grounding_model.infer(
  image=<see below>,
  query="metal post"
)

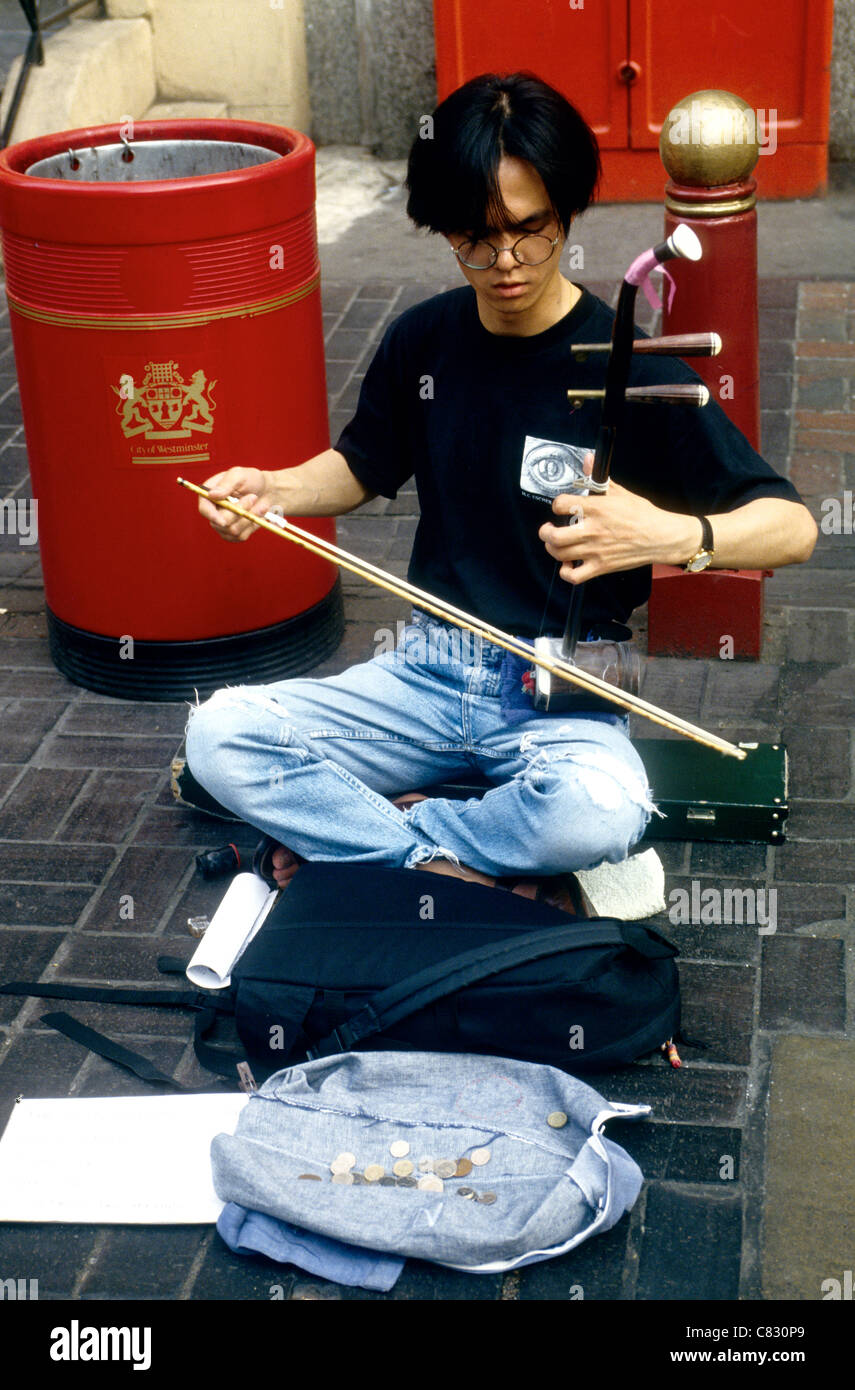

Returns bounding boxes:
[647,89,768,660]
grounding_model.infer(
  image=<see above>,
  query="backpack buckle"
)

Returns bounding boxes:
[306,1022,355,1061]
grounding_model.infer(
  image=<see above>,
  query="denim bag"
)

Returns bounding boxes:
[210,1051,649,1272]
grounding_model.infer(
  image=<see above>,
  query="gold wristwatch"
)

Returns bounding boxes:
[684,516,715,572]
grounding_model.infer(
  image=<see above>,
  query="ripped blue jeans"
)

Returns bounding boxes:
[185,612,655,879]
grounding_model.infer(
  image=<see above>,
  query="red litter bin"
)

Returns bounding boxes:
[0,119,343,699]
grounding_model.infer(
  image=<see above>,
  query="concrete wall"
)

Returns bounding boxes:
[304,0,361,144]
[830,0,855,160]
[305,0,435,157]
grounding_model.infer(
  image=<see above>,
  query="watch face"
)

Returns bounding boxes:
[687,551,712,572]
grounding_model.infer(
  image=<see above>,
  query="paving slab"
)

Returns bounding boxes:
[762,1036,855,1300]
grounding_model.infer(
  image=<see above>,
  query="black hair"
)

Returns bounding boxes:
[406,71,601,239]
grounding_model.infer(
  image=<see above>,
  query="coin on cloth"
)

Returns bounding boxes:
[455,1158,473,1177]
[298,1174,321,1181]
[417,1175,444,1193]
[476,1192,497,1205]
[393,1159,415,1178]
[390,1140,410,1158]
[456,1187,475,1199]
[364,1164,386,1183]
[379,1176,397,1187]
[470,1148,491,1166]
[396,1176,417,1188]
[547,1111,568,1129]
[331,1172,354,1186]
[434,1159,457,1179]
[330,1152,356,1174]
[418,1158,435,1173]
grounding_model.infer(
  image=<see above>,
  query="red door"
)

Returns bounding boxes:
[433,0,834,199]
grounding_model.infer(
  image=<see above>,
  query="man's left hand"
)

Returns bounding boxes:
[539,476,695,584]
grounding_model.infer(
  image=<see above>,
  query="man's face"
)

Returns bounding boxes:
[446,155,568,331]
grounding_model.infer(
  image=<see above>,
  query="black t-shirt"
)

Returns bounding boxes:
[335,285,802,638]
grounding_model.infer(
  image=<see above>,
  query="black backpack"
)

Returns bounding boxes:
[1,864,680,1087]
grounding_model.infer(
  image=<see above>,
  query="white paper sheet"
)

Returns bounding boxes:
[186,872,277,989]
[0,1093,248,1223]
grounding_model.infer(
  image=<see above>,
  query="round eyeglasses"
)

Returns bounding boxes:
[451,231,561,271]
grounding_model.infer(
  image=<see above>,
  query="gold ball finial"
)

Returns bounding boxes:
[659,90,760,186]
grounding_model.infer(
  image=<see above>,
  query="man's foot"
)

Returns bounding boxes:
[393,792,592,916]
[270,845,301,889]
[535,873,596,918]
[391,791,430,812]
[502,872,595,919]
[414,858,498,889]
[253,835,302,890]
[415,860,593,917]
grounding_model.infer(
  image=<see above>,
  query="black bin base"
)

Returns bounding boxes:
[47,580,345,701]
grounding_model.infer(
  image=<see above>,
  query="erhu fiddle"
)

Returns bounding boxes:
[531,222,721,711]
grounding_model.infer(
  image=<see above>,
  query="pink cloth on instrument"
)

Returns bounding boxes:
[625,247,676,313]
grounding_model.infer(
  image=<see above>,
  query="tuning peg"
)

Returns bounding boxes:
[570,332,722,359]
[567,383,710,407]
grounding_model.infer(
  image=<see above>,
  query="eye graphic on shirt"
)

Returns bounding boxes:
[520,435,593,503]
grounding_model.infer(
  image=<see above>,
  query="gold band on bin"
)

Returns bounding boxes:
[6,274,320,332]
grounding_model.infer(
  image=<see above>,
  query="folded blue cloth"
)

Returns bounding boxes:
[216,1202,405,1292]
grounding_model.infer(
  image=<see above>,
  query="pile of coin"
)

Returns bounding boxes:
[296,1139,498,1204]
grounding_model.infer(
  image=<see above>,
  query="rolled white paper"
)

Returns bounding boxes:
[186,873,277,989]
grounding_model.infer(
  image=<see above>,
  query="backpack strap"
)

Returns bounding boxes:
[40,1011,215,1092]
[0,979,237,1088]
[308,919,676,1058]
[39,1004,239,1087]
[0,980,206,1008]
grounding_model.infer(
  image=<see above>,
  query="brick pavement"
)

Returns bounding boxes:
[0,275,852,1302]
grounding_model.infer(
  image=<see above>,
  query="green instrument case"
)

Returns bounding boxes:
[632,739,788,845]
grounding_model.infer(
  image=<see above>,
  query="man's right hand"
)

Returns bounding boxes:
[199,467,277,542]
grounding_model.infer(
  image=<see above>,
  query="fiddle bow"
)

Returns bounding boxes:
[177,476,745,760]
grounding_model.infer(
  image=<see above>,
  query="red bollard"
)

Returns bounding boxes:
[648,90,767,660]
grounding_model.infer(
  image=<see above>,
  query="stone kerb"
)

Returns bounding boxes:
[105,0,153,15]
[0,19,156,144]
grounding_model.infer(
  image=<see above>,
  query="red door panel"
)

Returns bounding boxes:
[629,0,833,148]
[433,0,629,148]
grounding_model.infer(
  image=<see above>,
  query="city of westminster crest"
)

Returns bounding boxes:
[113,361,217,440]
